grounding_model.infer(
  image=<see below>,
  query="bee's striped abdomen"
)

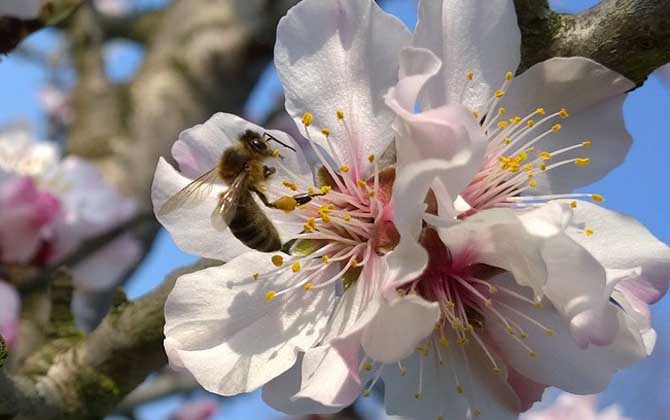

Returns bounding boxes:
[228,191,282,252]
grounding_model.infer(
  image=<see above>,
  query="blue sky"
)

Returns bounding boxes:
[1,0,668,419]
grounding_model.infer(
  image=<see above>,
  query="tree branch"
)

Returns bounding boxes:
[0,0,84,54]
[514,0,670,85]
[0,259,220,420]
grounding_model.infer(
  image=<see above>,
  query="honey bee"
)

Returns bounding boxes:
[159,129,315,252]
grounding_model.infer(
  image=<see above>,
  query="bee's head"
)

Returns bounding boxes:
[241,129,296,158]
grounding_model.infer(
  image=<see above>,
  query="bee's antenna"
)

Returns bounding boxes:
[263,132,296,152]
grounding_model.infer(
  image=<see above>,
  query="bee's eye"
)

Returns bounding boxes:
[251,139,266,151]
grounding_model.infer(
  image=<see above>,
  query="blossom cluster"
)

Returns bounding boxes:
[0,128,141,344]
[152,0,669,419]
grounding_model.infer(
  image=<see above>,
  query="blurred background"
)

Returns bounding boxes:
[1,0,667,419]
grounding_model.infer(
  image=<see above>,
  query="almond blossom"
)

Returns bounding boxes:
[155,0,439,409]
[0,280,20,347]
[0,128,141,332]
[520,394,631,420]
[373,0,670,419]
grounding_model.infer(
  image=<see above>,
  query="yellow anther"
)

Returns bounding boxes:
[368,153,375,163]
[518,150,528,161]
[473,408,482,417]
[505,71,513,80]
[510,116,522,124]
[540,163,547,171]
[265,291,277,302]
[524,163,534,171]
[303,282,313,291]
[529,351,537,358]
[362,390,370,397]
[253,272,260,280]
[527,120,535,128]
[497,121,509,129]
[456,385,464,394]
[525,146,536,153]
[585,228,594,237]
[520,332,528,339]
[504,137,512,145]
[368,190,377,198]
[320,185,332,194]
[591,193,604,203]
[336,110,345,120]
[321,127,330,137]
[320,212,331,223]
[545,328,555,336]
[535,107,546,116]
[489,286,498,294]
[493,367,503,375]
[575,158,591,167]
[559,108,569,119]
[307,187,316,195]
[271,255,284,267]
[339,165,350,173]
[582,139,592,148]
[302,112,313,127]
[272,149,281,158]
[498,107,506,116]
[534,302,543,309]
[466,71,474,80]
[507,326,516,336]
[273,196,298,212]
[570,201,578,208]
[473,111,479,119]
[282,180,297,191]
[495,89,505,98]
[539,151,552,161]
[551,123,562,132]
[415,393,422,400]
[438,337,449,348]
[322,255,330,264]
[357,179,367,188]
[291,262,301,273]
[363,362,373,371]
[351,258,359,268]
[343,214,352,222]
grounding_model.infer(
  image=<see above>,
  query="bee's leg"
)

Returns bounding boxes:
[263,165,276,179]
[292,193,318,206]
[250,186,278,209]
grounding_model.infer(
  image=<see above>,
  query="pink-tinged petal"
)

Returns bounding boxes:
[499,58,635,194]
[387,157,472,289]
[0,0,41,19]
[71,235,142,331]
[563,200,670,306]
[505,366,547,412]
[486,275,647,394]
[275,0,411,177]
[383,332,520,420]
[385,47,488,202]
[413,0,521,110]
[520,393,632,420]
[164,252,337,395]
[0,280,20,347]
[438,207,550,298]
[361,294,439,363]
[263,345,361,414]
[0,176,60,263]
[168,399,218,420]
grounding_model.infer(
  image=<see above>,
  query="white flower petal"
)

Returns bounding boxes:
[387,157,473,289]
[486,275,647,394]
[413,0,521,110]
[164,252,337,395]
[275,0,411,176]
[383,333,519,420]
[263,345,361,414]
[499,58,635,194]
[0,280,20,346]
[439,207,550,297]
[563,200,670,306]
[361,294,440,363]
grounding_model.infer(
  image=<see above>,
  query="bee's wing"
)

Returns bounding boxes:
[210,172,247,231]
[158,167,219,216]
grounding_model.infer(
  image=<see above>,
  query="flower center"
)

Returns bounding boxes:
[458,71,604,214]
[259,111,396,301]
